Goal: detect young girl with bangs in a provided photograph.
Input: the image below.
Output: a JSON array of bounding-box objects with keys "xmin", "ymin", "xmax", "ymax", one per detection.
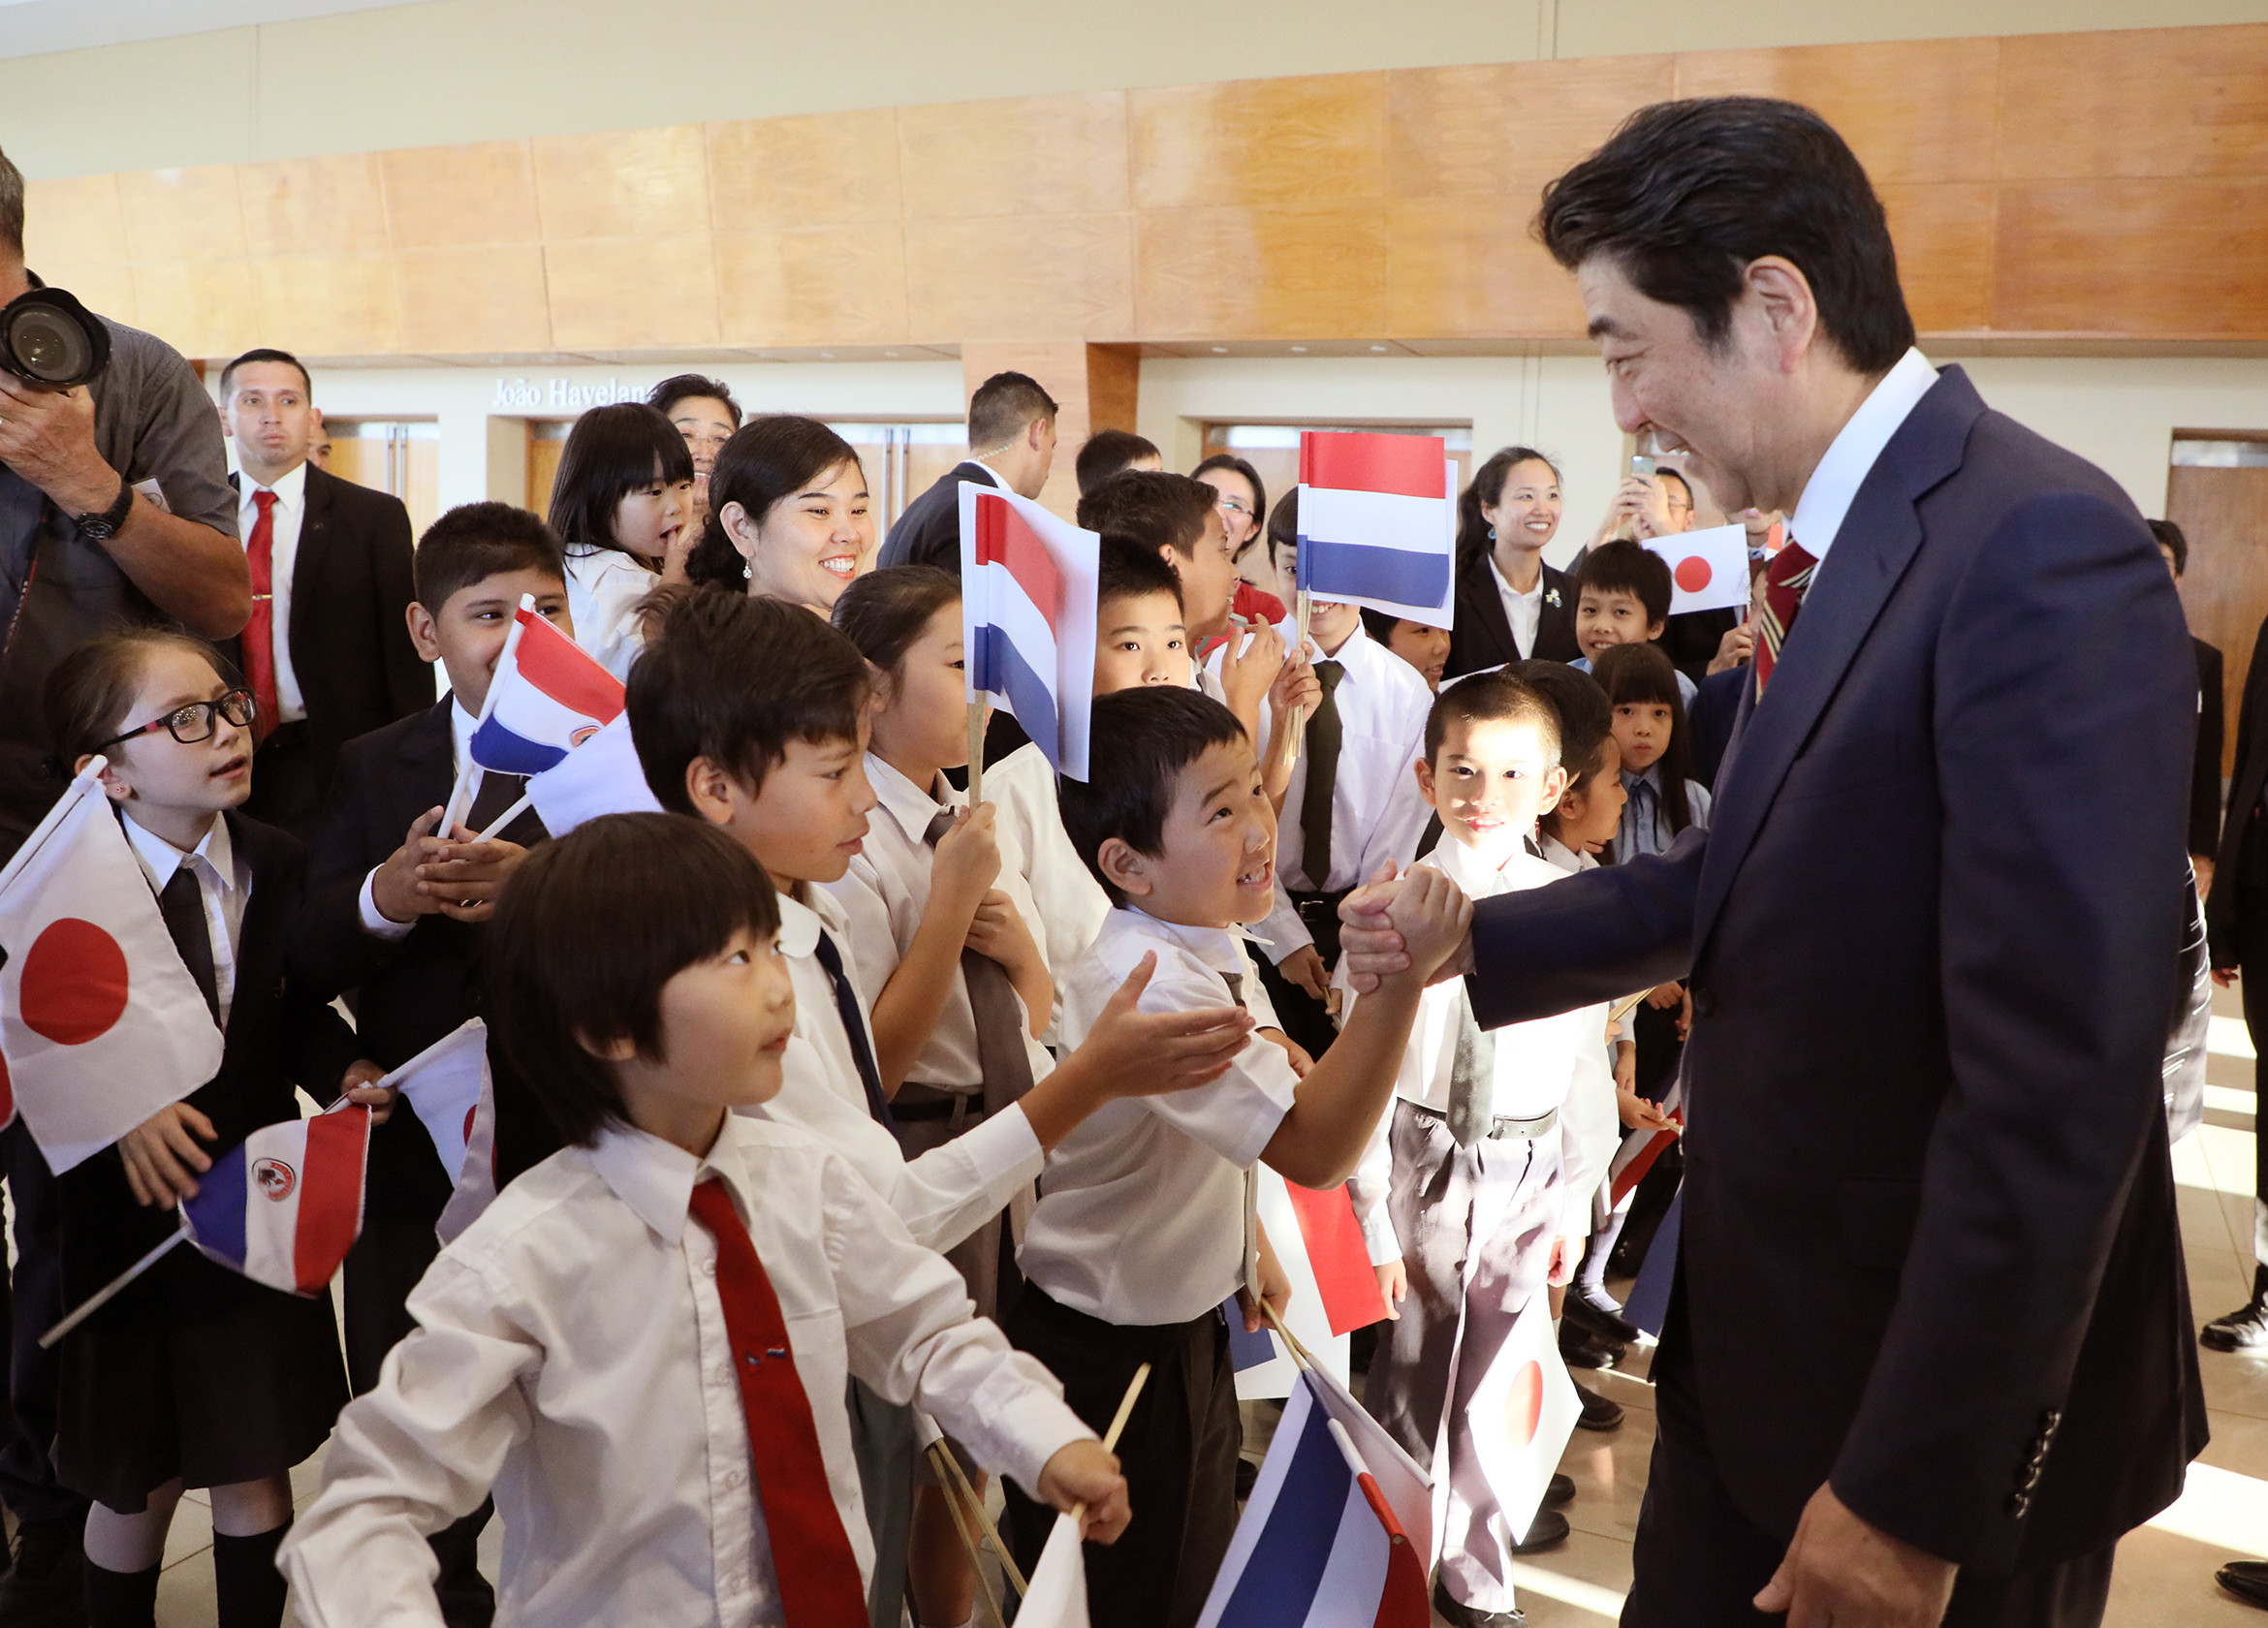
[{"xmin": 547, "ymin": 401, "xmax": 697, "ymax": 679}]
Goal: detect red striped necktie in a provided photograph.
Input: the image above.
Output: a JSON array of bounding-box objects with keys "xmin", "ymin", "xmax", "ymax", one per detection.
[
  {"xmin": 1752, "ymin": 538, "xmax": 1817, "ymax": 700},
  {"xmin": 686, "ymin": 1177, "xmax": 866, "ymax": 1626},
  {"xmin": 243, "ymin": 489, "xmax": 279, "ymax": 742}
]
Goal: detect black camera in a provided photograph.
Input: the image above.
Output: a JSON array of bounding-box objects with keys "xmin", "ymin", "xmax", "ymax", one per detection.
[{"xmin": 0, "ymin": 287, "xmax": 110, "ymax": 391}]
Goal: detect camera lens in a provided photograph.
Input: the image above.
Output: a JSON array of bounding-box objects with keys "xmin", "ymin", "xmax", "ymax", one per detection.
[{"xmin": 0, "ymin": 288, "xmax": 111, "ymax": 390}]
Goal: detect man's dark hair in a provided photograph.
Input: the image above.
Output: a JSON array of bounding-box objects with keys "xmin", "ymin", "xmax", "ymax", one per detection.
[
  {"xmin": 1576, "ymin": 538, "xmax": 1672, "ymax": 629},
  {"xmin": 1058, "ymin": 687, "xmax": 1247, "ymax": 908},
  {"xmin": 414, "ymin": 502, "xmax": 565, "ymax": 610},
  {"xmin": 684, "ymin": 414, "xmax": 862, "ymax": 588},
  {"xmin": 1098, "ymin": 534, "xmax": 1184, "ymax": 615},
  {"xmin": 648, "ymin": 373, "xmax": 743, "ymax": 428},
  {"xmin": 1594, "ymin": 640, "xmax": 1697, "ymax": 834},
  {"xmin": 219, "ymin": 347, "xmax": 312, "ymax": 399},
  {"xmin": 1078, "ymin": 471, "xmax": 1216, "ymax": 561},
  {"xmin": 630, "ymin": 590, "xmax": 870, "ymax": 810},
  {"xmin": 485, "ymin": 813, "xmax": 782, "ymax": 1147},
  {"xmin": 1192, "ymin": 454, "xmax": 1269, "ymax": 553},
  {"xmin": 1425, "ymin": 668, "xmax": 1561, "ymax": 767},
  {"xmin": 1509, "ymin": 659, "xmax": 1612, "ymax": 785},
  {"xmin": 1538, "ymin": 97, "xmax": 1916, "ymax": 375},
  {"xmin": 2149, "ymin": 518, "xmax": 2189, "ymax": 576},
  {"xmin": 966, "ymin": 371, "xmax": 1059, "ymax": 455},
  {"xmin": 1076, "ymin": 430, "xmax": 1161, "ymax": 496},
  {"xmin": 1654, "ymin": 466, "xmax": 1692, "ymax": 503},
  {"xmin": 0, "ymin": 145, "xmax": 22, "ymax": 258},
  {"xmin": 1457, "ymin": 447, "xmax": 1558, "ymax": 567},
  {"xmin": 548, "ymin": 402, "xmax": 694, "ymax": 560},
  {"xmin": 833, "ymin": 564, "xmax": 961, "ymax": 678}
]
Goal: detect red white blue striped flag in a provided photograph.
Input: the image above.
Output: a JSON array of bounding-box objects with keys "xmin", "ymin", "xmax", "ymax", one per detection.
[
  {"xmin": 180, "ymin": 1104, "xmax": 372, "ymax": 1296},
  {"xmin": 958, "ymin": 485, "xmax": 1100, "ymax": 779},
  {"xmin": 1295, "ymin": 431, "xmax": 1456, "ymax": 630},
  {"xmin": 469, "ymin": 604, "xmax": 626, "ymax": 777}
]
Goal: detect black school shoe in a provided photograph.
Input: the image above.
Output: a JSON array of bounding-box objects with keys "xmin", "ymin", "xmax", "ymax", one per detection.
[
  {"xmin": 0, "ymin": 1519, "xmax": 86, "ymax": 1628},
  {"xmin": 1433, "ymin": 1578, "xmax": 1527, "ymax": 1627},
  {"xmin": 1563, "ymin": 1294, "xmax": 1643, "ymax": 1349},
  {"xmin": 2202, "ymin": 1265, "xmax": 2268, "ymax": 1352},
  {"xmin": 2217, "ymin": 1560, "xmax": 2268, "ymax": 1611},
  {"xmin": 1559, "ymin": 1319, "xmax": 1625, "ymax": 1371},
  {"xmin": 1574, "ymin": 1380, "xmax": 1623, "ymax": 1431},
  {"xmin": 1543, "ymin": 1472, "xmax": 1575, "ymax": 1509}
]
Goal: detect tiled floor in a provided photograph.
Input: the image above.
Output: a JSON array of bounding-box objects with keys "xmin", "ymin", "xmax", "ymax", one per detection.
[{"xmin": 132, "ymin": 989, "xmax": 2265, "ymax": 1625}]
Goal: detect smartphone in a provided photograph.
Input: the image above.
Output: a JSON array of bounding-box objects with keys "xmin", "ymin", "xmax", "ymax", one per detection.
[{"xmin": 1630, "ymin": 454, "xmax": 1656, "ymax": 478}]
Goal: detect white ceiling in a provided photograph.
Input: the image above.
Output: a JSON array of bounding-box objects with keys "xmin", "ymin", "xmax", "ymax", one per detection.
[{"xmin": 0, "ymin": 0, "xmax": 425, "ymax": 60}]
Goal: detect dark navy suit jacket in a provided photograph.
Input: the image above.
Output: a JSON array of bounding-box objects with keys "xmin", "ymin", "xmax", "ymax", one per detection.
[
  {"xmin": 1464, "ymin": 367, "xmax": 2205, "ymax": 1570},
  {"xmin": 878, "ymin": 460, "xmax": 996, "ymax": 572}
]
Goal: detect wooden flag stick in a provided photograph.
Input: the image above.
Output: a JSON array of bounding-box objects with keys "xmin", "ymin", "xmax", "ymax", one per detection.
[
  {"xmin": 1278, "ymin": 589, "xmax": 1313, "ymax": 772},
  {"xmin": 1258, "ymin": 1295, "xmax": 1318, "ymax": 1373},
  {"xmin": 1069, "ymin": 1360, "xmax": 1152, "ymax": 1528},
  {"xmin": 926, "ymin": 1446, "xmax": 1008, "ymax": 1628},
  {"xmin": 40, "ymin": 1224, "xmax": 189, "ymax": 1350},
  {"xmin": 932, "ymin": 1439, "xmax": 1027, "ymax": 1598},
  {"xmin": 1607, "ymin": 989, "xmax": 1651, "ymax": 1025},
  {"xmin": 473, "ymin": 792, "xmax": 533, "ymax": 844},
  {"xmin": 965, "ymin": 701, "xmax": 987, "ymax": 807}
]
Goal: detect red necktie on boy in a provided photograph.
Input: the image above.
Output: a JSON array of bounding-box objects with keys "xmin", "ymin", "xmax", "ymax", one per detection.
[
  {"xmin": 243, "ymin": 488, "xmax": 280, "ymax": 741},
  {"xmin": 687, "ymin": 1176, "xmax": 868, "ymax": 1627},
  {"xmin": 1751, "ymin": 535, "xmax": 1817, "ymax": 699}
]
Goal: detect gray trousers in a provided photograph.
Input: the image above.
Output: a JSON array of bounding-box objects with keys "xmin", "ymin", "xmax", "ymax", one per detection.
[
  {"xmin": 849, "ymin": 1378, "xmax": 915, "ymax": 1628},
  {"xmin": 1364, "ymin": 1099, "xmax": 1563, "ymax": 1614}
]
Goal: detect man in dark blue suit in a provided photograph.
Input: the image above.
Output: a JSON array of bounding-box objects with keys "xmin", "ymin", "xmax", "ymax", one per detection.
[{"xmin": 1342, "ymin": 98, "xmax": 2203, "ymax": 1628}]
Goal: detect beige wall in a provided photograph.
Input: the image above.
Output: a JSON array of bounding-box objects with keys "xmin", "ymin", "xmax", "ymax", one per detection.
[{"xmin": 7, "ymin": 0, "xmax": 2267, "ymax": 181}]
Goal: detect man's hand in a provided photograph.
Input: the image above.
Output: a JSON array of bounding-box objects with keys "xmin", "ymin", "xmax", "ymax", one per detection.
[
  {"xmin": 1375, "ymin": 1258, "xmax": 1407, "ymax": 1319},
  {"xmin": 1754, "ymin": 1483, "xmax": 1957, "ymax": 1628},
  {"xmin": 1077, "ymin": 952, "xmax": 1253, "ymax": 1097},
  {"xmin": 0, "ymin": 374, "xmax": 118, "ymax": 516},
  {"xmin": 1277, "ymin": 944, "xmax": 1331, "ymax": 1002},
  {"xmin": 1035, "ymin": 1440, "xmax": 1130, "ymax": 1544},
  {"xmin": 338, "ymin": 1060, "xmax": 397, "ymax": 1126},
  {"xmin": 1380, "ymin": 865, "xmax": 1474, "ymax": 987},
  {"xmin": 118, "ymin": 1101, "xmax": 217, "ymax": 1206}
]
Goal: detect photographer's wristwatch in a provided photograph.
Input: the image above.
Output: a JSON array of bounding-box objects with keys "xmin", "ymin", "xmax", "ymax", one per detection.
[{"xmin": 74, "ymin": 475, "xmax": 134, "ymax": 542}]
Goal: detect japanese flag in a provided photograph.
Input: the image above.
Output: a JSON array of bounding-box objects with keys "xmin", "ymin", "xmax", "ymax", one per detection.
[
  {"xmin": 1644, "ymin": 522, "xmax": 1752, "ymax": 616},
  {"xmin": 0, "ymin": 766, "xmax": 224, "ymax": 1173},
  {"xmin": 1467, "ymin": 1291, "xmax": 1582, "ymax": 1543}
]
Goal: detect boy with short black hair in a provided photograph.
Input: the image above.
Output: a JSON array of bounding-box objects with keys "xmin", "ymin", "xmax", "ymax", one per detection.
[
  {"xmin": 1074, "ymin": 429, "xmax": 1163, "ymax": 496},
  {"xmin": 282, "ymin": 815, "xmax": 1133, "ymax": 1626},
  {"xmin": 289, "ymin": 500, "xmax": 571, "ymax": 1623},
  {"xmin": 1002, "ymin": 686, "xmax": 1470, "ymax": 1628},
  {"xmin": 1341, "ymin": 672, "xmax": 1620, "ymax": 1627},
  {"xmin": 1571, "ymin": 539, "xmax": 1696, "ymax": 704}
]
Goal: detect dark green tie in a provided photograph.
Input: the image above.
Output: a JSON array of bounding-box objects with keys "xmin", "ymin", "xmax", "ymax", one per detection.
[
  {"xmin": 1299, "ymin": 660, "xmax": 1346, "ymax": 889},
  {"xmin": 1445, "ymin": 987, "xmax": 1496, "ymax": 1149}
]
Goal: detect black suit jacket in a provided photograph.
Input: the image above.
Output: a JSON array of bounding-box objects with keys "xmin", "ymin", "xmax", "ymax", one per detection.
[
  {"xmin": 229, "ymin": 465, "xmax": 427, "ymax": 794},
  {"xmin": 879, "ymin": 460, "xmax": 996, "ymax": 572},
  {"xmin": 1685, "ymin": 664, "xmax": 1746, "ymax": 788},
  {"xmin": 1461, "ymin": 367, "xmax": 2204, "ymax": 1569},
  {"xmin": 1442, "ymin": 556, "xmax": 1579, "ymax": 678},
  {"xmin": 2207, "ymin": 613, "xmax": 2268, "ymax": 965},
  {"xmin": 2189, "ymin": 636, "xmax": 2224, "ymax": 861},
  {"xmin": 65, "ymin": 810, "xmax": 363, "ymax": 1279},
  {"xmin": 289, "ymin": 700, "xmax": 556, "ymax": 1222}
]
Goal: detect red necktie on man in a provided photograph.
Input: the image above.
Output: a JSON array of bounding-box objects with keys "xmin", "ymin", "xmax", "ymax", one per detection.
[
  {"xmin": 1751, "ymin": 535, "xmax": 1817, "ymax": 699},
  {"xmin": 686, "ymin": 1176, "xmax": 868, "ymax": 1626},
  {"xmin": 243, "ymin": 488, "xmax": 279, "ymax": 741}
]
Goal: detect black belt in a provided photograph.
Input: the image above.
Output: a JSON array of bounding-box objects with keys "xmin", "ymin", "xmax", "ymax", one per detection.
[
  {"xmin": 1405, "ymin": 1099, "xmax": 1559, "ymax": 1142},
  {"xmin": 1287, "ymin": 887, "xmax": 1353, "ymax": 954},
  {"xmin": 891, "ymin": 1082, "xmax": 986, "ymax": 1124}
]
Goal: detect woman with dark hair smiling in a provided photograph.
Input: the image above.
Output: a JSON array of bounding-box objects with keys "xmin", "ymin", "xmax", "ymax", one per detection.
[
  {"xmin": 684, "ymin": 415, "xmax": 871, "ymax": 615},
  {"xmin": 1444, "ymin": 446, "xmax": 1581, "ymax": 679},
  {"xmin": 548, "ymin": 401, "xmax": 696, "ymax": 678},
  {"xmin": 648, "ymin": 373, "xmax": 741, "ymax": 527}
]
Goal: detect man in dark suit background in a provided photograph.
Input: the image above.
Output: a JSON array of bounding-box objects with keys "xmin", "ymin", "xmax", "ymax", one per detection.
[
  {"xmin": 2150, "ymin": 519, "xmax": 2226, "ymax": 891},
  {"xmin": 220, "ymin": 348, "xmax": 428, "ymax": 838},
  {"xmin": 878, "ymin": 370, "xmax": 1058, "ymax": 570},
  {"xmin": 1342, "ymin": 97, "xmax": 2201, "ymax": 1628}
]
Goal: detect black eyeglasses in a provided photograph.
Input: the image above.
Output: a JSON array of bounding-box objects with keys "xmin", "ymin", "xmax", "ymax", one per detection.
[{"xmin": 96, "ymin": 690, "xmax": 258, "ymax": 751}]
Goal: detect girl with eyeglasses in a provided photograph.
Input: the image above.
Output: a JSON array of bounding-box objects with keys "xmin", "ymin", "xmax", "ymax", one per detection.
[{"xmin": 38, "ymin": 628, "xmax": 385, "ymax": 1628}]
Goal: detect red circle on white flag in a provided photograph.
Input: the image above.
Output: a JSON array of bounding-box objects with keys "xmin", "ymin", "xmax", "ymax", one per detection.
[
  {"xmin": 1674, "ymin": 556, "xmax": 1714, "ymax": 594},
  {"xmin": 20, "ymin": 919, "xmax": 129, "ymax": 1045},
  {"xmin": 1507, "ymin": 1358, "xmax": 1545, "ymax": 1447}
]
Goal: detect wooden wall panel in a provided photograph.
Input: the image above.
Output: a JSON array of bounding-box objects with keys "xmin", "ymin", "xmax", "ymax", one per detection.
[
  {"xmin": 21, "ymin": 173, "xmax": 130, "ymax": 266},
  {"xmin": 1386, "ymin": 197, "xmax": 1583, "ymax": 337},
  {"xmin": 239, "ymin": 154, "xmax": 391, "ymax": 257},
  {"xmin": 906, "ymin": 212, "xmax": 1133, "ymax": 341},
  {"xmin": 544, "ymin": 235, "xmax": 720, "ymax": 350},
  {"xmin": 715, "ymin": 226, "xmax": 909, "ymax": 347},
  {"xmin": 899, "ymin": 92, "xmax": 1129, "ymax": 219},
  {"xmin": 2168, "ymin": 461, "xmax": 2268, "ymax": 772},
  {"xmin": 533, "ymin": 124, "xmax": 710, "ymax": 241},
  {"xmin": 254, "ymin": 253, "xmax": 399, "ymax": 355},
  {"xmin": 115, "ymin": 166, "xmax": 247, "ymax": 263},
  {"xmin": 1998, "ymin": 26, "xmax": 2268, "ymax": 181},
  {"xmin": 1138, "ymin": 204, "xmax": 1389, "ymax": 339},
  {"xmin": 129, "ymin": 262, "xmax": 260, "ymax": 359},
  {"xmin": 1995, "ymin": 178, "xmax": 2268, "ymax": 336},
  {"xmin": 396, "ymin": 244, "xmax": 551, "ymax": 353},
  {"xmin": 1878, "ymin": 182, "xmax": 1996, "ymax": 333},
  {"xmin": 709, "ymin": 110, "xmax": 902, "ymax": 231},
  {"xmin": 380, "ymin": 141, "xmax": 543, "ymax": 248},
  {"xmin": 1385, "ymin": 57, "xmax": 1676, "ymax": 202},
  {"xmin": 1131, "ymin": 75, "xmax": 1384, "ymax": 210}
]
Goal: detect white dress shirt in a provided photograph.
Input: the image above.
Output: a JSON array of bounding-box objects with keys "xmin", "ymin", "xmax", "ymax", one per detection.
[
  {"xmin": 821, "ymin": 754, "xmax": 1053, "ymax": 1093},
  {"xmin": 281, "ymin": 1112, "xmax": 1090, "ymax": 1628},
  {"xmin": 1250, "ymin": 620, "xmax": 1434, "ymax": 961},
  {"xmin": 1489, "ymin": 555, "xmax": 1544, "ymax": 661},
  {"xmin": 757, "ymin": 887, "xmax": 1043, "ymax": 1252},
  {"xmin": 238, "ymin": 460, "xmax": 308, "ymax": 723},
  {"xmin": 1341, "ymin": 838, "xmax": 1617, "ymax": 1253},
  {"xmin": 123, "ymin": 811, "xmax": 246, "ymax": 1026},
  {"xmin": 1019, "ymin": 908, "xmax": 1300, "ymax": 1327},
  {"xmin": 1789, "ymin": 346, "xmax": 1939, "ymax": 576},
  {"xmin": 561, "ymin": 545, "xmax": 658, "ymax": 683},
  {"xmin": 357, "ymin": 700, "xmax": 481, "ymax": 941}
]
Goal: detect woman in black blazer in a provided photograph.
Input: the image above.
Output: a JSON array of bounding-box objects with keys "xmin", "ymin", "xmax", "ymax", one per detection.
[{"xmin": 1444, "ymin": 447, "xmax": 1583, "ymax": 679}]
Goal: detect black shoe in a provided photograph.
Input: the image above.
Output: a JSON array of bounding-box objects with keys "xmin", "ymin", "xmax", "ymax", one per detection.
[
  {"xmin": 1564, "ymin": 1294, "xmax": 1642, "ymax": 1348},
  {"xmin": 2218, "ymin": 1559, "xmax": 2268, "ymax": 1611},
  {"xmin": 0, "ymin": 1519, "xmax": 87, "ymax": 1628},
  {"xmin": 1559, "ymin": 1322, "xmax": 1624, "ymax": 1371},
  {"xmin": 1511, "ymin": 1508, "xmax": 1570, "ymax": 1554},
  {"xmin": 2202, "ymin": 1265, "xmax": 2268, "ymax": 1353},
  {"xmin": 1575, "ymin": 1381, "xmax": 1623, "ymax": 1431},
  {"xmin": 1234, "ymin": 1454, "xmax": 1258, "ymax": 1501},
  {"xmin": 1432, "ymin": 1578, "xmax": 1527, "ymax": 1627},
  {"xmin": 1543, "ymin": 1471, "xmax": 1576, "ymax": 1509}
]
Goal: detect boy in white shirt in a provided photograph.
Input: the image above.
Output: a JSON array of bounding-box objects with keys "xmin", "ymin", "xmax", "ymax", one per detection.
[
  {"xmin": 1002, "ymin": 686, "xmax": 1470, "ymax": 1628},
  {"xmin": 281, "ymin": 814, "xmax": 1130, "ymax": 1628},
  {"xmin": 1343, "ymin": 671, "xmax": 1621, "ymax": 1628}
]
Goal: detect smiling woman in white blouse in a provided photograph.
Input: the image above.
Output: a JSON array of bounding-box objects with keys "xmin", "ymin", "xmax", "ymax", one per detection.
[{"xmin": 1445, "ymin": 446, "xmax": 1584, "ymax": 678}]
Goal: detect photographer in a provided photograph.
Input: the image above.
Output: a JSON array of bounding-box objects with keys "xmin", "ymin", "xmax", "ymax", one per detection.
[
  {"xmin": 0, "ymin": 144, "xmax": 247, "ymax": 1628},
  {"xmin": 0, "ymin": 146, "xmax": 249, "ymax": 859}
]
